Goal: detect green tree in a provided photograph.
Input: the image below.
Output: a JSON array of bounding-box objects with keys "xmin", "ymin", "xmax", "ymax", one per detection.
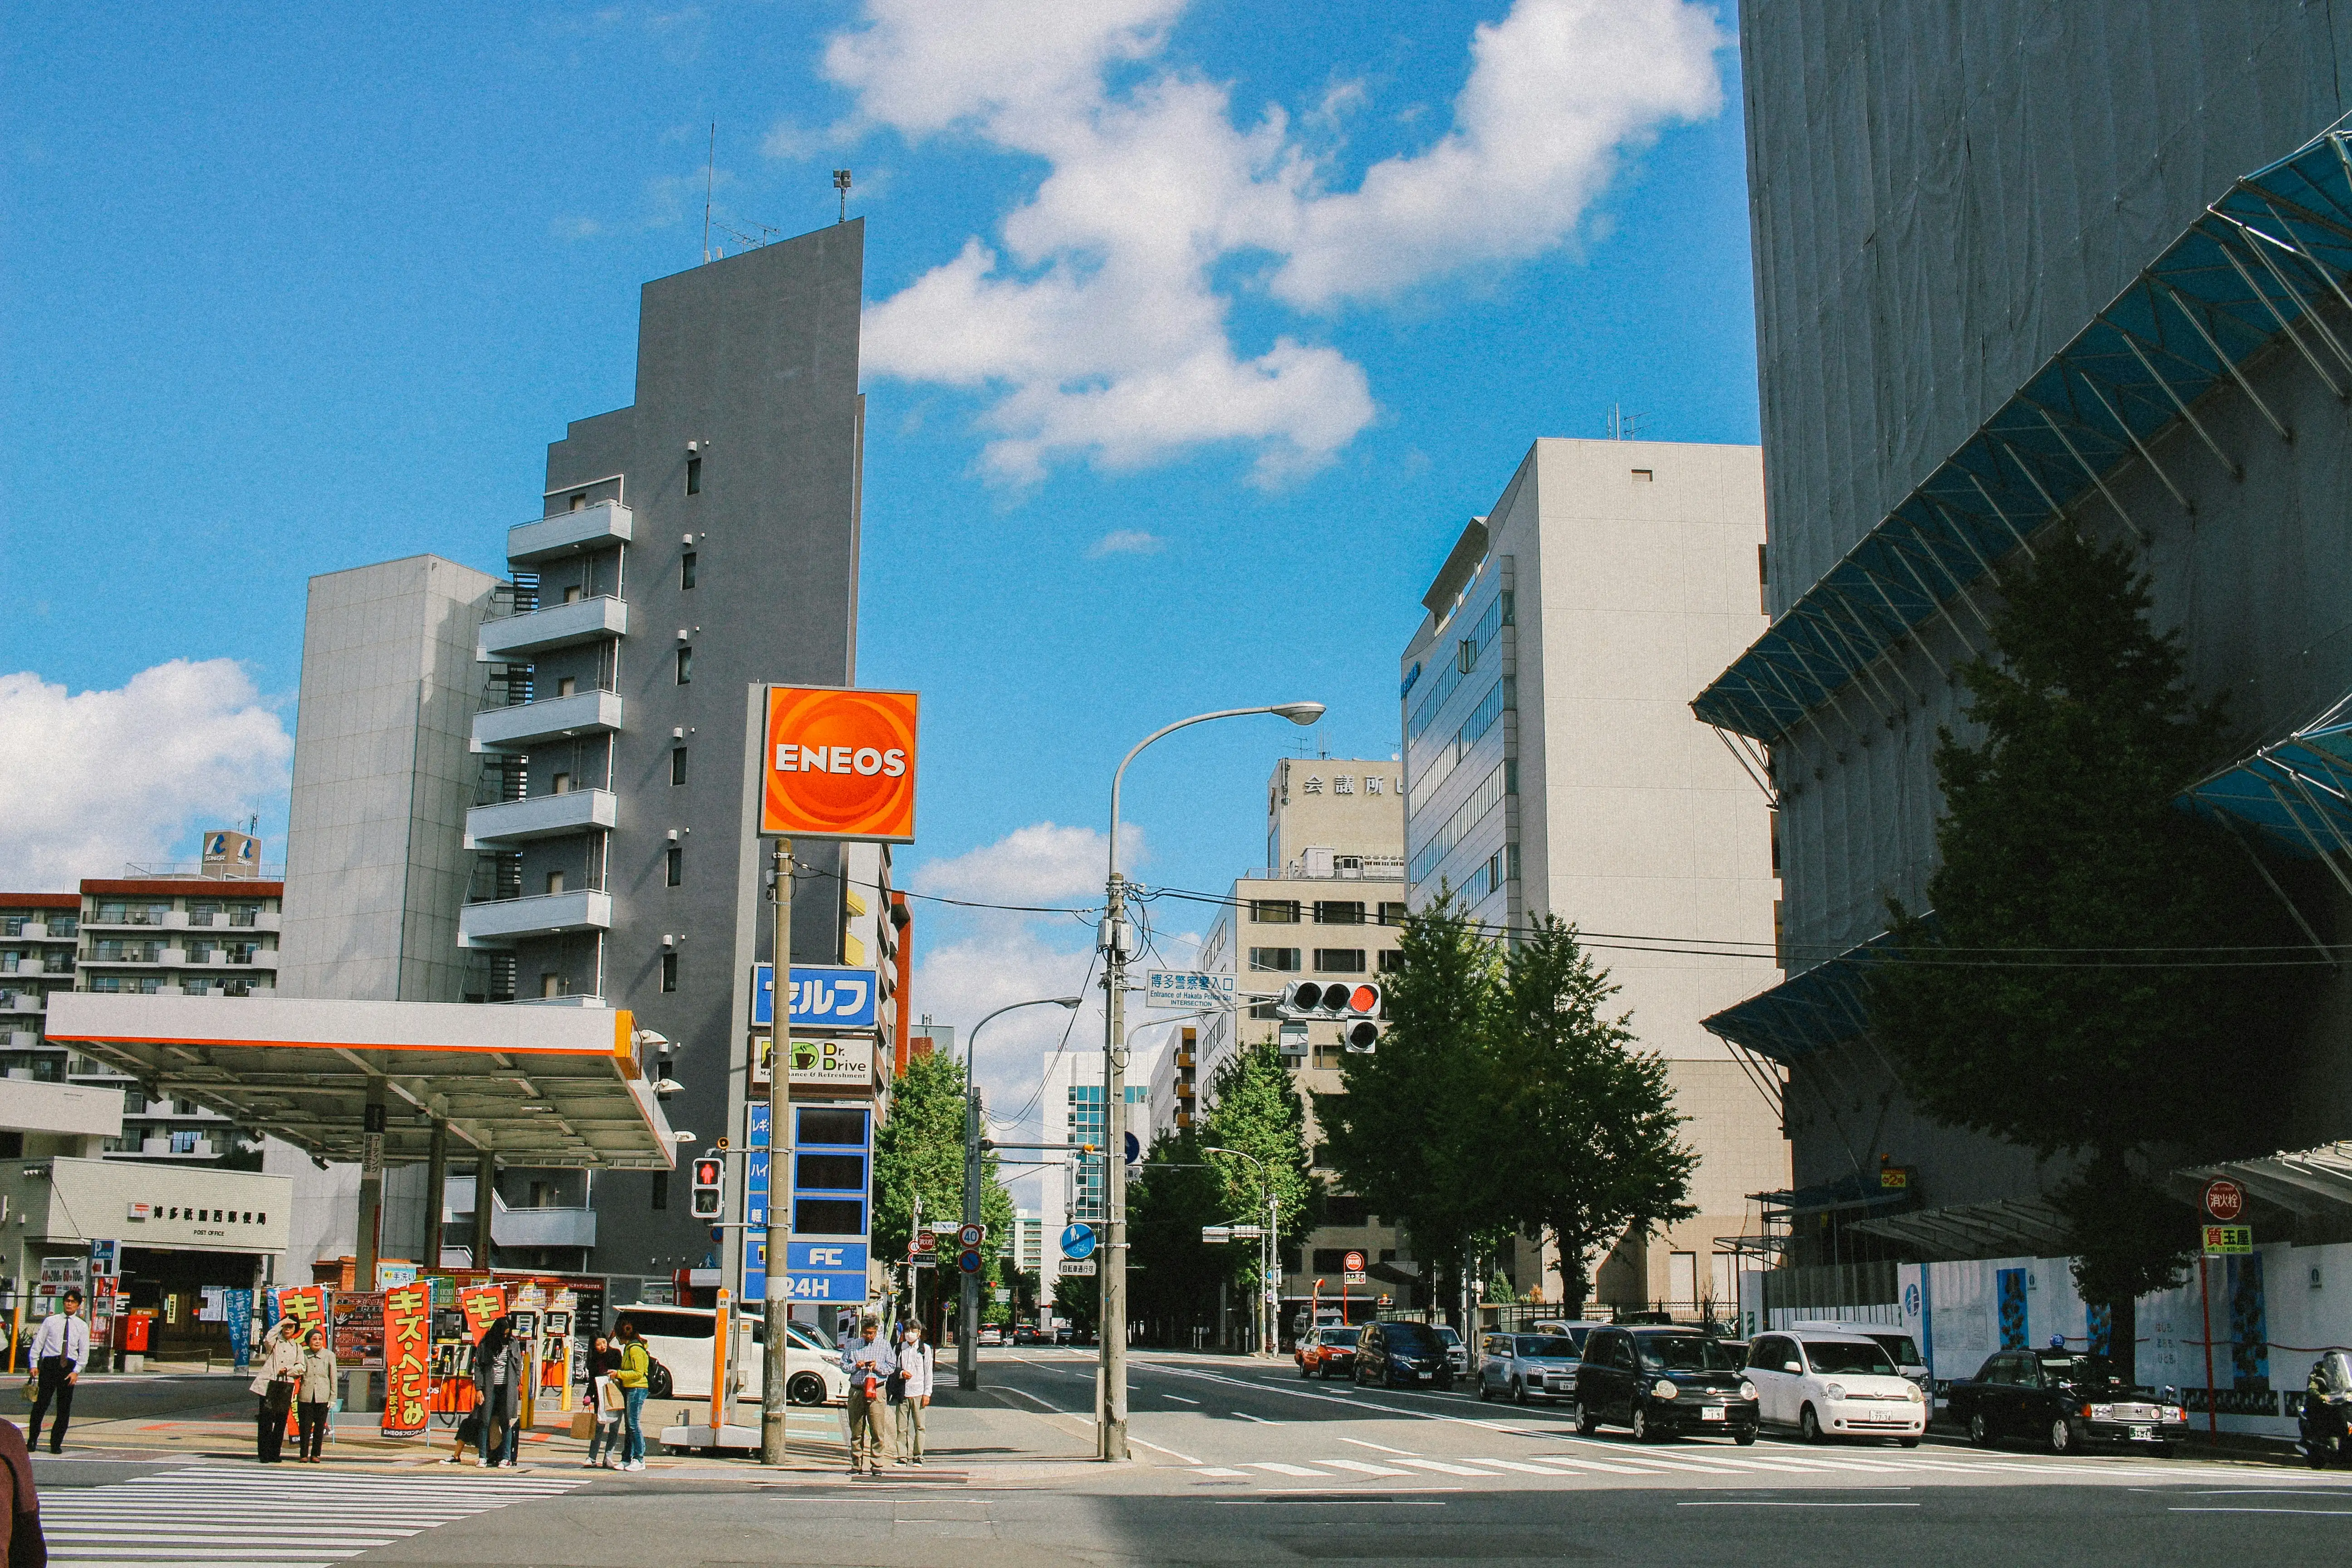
[
  {"xmin": 1129, "ymin": 1127, "xmax": 1241, "ymax": 1344},
  {"xmin": 873, "ymin": 1049, "xmax": 1014, "ymax": 1328},
  {"xmin": 1488, "ymin": 916, "xmax": 1696, "ymax": 1314},
  {"xmin": 1318, "ymin": 893, "xmax": 1507, "ymax": 1322},
  {"xmin": 1865, "ymin": 533, "xmax": 2308, "ymax": 1375},
  {"xmin": 1201, "ymin": 1041, "xmax": 1321, "ymax": 1283}
]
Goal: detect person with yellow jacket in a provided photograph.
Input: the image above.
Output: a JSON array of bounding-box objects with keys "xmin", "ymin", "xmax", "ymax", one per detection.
[{"xmin": 611, "ymin": 1319, "xmax": 651, "ymax": 1472}]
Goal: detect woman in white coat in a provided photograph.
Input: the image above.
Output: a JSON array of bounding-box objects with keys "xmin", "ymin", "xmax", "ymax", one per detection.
[
  {"xmin": 892, "ymin": 1321, "xmax": 935, "ymax": 1466},
  {"xmin": 249, "ymin": 1319, "xmax": 305, "ymax": 1463}
]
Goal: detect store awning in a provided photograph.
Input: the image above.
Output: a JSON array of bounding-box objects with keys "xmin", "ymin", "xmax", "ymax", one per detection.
[
  {"xmin": 2178, "ymin": 693, "xmax": 2352, "ymax": 861},
  {"xmin": 1754, "ymin": 1174, "xmax": 1914, "ymax": 1219},
  {"xmin": 1702, "ymin": 931, "xmax": 1896, "ymax": 1065},
  {"xmin": 1847, "ymin": 1197, "xmax": 2073, "ymax": 1261},
  {"xmin": 1696, "ymin": 116, "xmax": 2352, "ymax": 744},
  {"xmin": 2174, "ymin": 1141, "xmax": 2352, "ymax": 1219},
  {"xmin": 46, "ymin": 994, "xmax": 677, "ymax": 1171}
]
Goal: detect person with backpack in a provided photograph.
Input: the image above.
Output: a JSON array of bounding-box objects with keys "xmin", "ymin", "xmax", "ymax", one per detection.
[
  {"xmin": 891, "ymin": 1320, "xmax": 935, "ymax": 1466},
  {"xmin": 612, "ymin": 1318, "xmax": 652, "ymax": 1472},
  {"xmin": 472, "ymin": 1316, "xmax": 526, "ymax": 1469}
]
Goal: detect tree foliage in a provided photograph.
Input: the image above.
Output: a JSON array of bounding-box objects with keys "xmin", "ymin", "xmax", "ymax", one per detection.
[
  {"xmin": 1866, "ymin": 533, "xmax": 2308, "ymax": 1322},
  {"xmin": 1489, "ymin": 916, "xmax": 1697, "ymax": 1313},
  {"xmin": 873, "ymin": 1049, "xmax": 1015, "ymax": 1313},
  {"xmin": 1318, "ymin": 893, "xmax": 1505, "ymax": 1315},
  {"xmin": 1129, "ymin": 1127, "xmax": 1242, "ymax": 1340},
  {"xmin": 1200, "ymin": 1039, "xmax": 1322, "ymax": 1277}
]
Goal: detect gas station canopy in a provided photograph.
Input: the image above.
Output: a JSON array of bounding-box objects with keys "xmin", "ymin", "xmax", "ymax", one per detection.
[{"xmin": 46, "ymin": 994, "xmax": 677, "ymax": 1170}]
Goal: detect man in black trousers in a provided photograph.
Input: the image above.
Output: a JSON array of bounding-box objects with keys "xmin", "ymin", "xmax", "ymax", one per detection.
[{"xmin": 25, "ymin": 1289, "xmax": 90, "ymax": 1455}]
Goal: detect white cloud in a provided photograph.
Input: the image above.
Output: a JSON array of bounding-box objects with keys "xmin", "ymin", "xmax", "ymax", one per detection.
[
  {"xmin": 913, "ymin": 820, "xmax": 1144, "ymax": 906},
  {"xmin": 0, "ymin": 660, "xmax": 292, "ymax": 888},
  {"xmin": 1088, "ymin": 529, "xmax": 1164, "ymax": 558},
  {"xmin": 833, "ymin": 0, "xmax": 1725, "ymax": 482}
]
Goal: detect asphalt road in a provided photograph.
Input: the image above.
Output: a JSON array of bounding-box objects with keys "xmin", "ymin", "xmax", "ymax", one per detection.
[{"xmin": 16, "ymin": 1351, "xmax": 2352, "ymax": 1566}]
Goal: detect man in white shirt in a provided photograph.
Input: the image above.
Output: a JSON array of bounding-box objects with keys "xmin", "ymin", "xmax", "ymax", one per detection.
[
  {"xmin": 892, "ymin": 1321, "xmax": 935, "ymax": 1466},
  {"xmin": 838, "ymin": 1315, "xmax": 897, "ymax": 1475},
  {"xmin": 27, "ymin": 1286, "xmax": 91, "ymax": 1453}
]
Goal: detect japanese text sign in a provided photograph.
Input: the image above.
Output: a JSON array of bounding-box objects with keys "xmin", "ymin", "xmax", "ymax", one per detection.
[
  {"xmin": 459, "ymin": 1285, "xmax": 506, "ymax": 1342},
  {"xmin": 380, "ymin": 1282, "xmax": 431, "ymax": 1436},
  {"xmin": 1146, "ymin": 970, "xmax": 1236, "ymax": 1010},
  {"xmin": 2202, "ymin": 1224, "xmax": 2254, "ymax": 1255},
  {"xmin": 760, "ymin": 686, "xmax": 919, "ymax": 842},
  {"xmin": 751, "ymin": 964, "xmax": 877, "ymax": 1029}
]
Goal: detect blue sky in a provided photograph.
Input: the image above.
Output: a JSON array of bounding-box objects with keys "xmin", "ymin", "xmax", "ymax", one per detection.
[{"xmin": 3, "ymin": 0, "xmax": 1758, "ymax": 1127}]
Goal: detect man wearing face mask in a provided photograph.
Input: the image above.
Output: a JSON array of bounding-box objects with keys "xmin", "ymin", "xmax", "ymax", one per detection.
[
  {"xmin": 890, "ymin": 1320, "xmax": 935, "ymax": 1466},
  {"xmin": 838, "ymin": 1315, "xmax": 896, "ymax": 1476}
]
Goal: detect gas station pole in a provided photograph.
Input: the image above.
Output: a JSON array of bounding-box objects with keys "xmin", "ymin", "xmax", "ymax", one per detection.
[{"xmin": 761, "ymin": 838, "xmax": 794, "ymax": 1465}]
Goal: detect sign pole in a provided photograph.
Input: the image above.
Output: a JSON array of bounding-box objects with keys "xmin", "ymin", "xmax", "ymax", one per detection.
[
  {"xmin": 2197, "ymin": 1251, "xmax": 2218, "ymax": 1436},
  {"xmin": 761, "ymin": 837, "xmax": 794, "ymax": 1466}
]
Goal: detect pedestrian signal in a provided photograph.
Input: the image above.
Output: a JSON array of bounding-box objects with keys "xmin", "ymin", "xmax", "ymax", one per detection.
[{"xmin": 689, "ymin": 1155, "xmax": 725, "ymax": 1220}]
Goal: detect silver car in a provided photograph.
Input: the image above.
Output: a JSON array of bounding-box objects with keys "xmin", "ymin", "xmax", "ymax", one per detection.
[
  {"xmin": 1436, "ymin": 1324, "xmax": 1471, "ymax": 1380},
  {"xmin": 1477, "ymin": 1332, "xmax": 1584, "ymax": 1404}
]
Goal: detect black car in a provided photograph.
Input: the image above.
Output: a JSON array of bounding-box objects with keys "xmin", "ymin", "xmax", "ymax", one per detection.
[
  {"xmin": 1354, "ymin": 1320, "xmax": 1456, "ymax": 1390},
  {"xmin": 1944, "ymin": 1348, "xmax": 2187, "ymax": 1455},
  {"xmin": 1012, "ymin": 1325, "xmax": 1044, "ymax": 1346},
  {"xmin": 1573, "ymin": 1326, "xmax": 1759, "ymax": 1443}
]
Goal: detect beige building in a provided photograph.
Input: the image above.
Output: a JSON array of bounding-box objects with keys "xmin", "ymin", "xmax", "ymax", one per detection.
[
  {"xmin": 1190, "ymin": 758, "xmax": 1410, "ymax": 1318},
  {"xmin": 1399, "ymin": 438, "xmax": 1789, "ymax": 1318}
]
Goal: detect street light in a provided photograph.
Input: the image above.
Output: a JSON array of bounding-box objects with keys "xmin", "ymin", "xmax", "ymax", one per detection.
[
  {"xmin": 1098, "ymin": 700, "xmax": 1323, "ymax": 1461},
  {"xmin": 1199, "ymin": 1145, "xmax": 1280, "ymax": 1357},
  {"xmin": 961, "ymin": 995, "xmax": 1082, "ymax": 1391}
]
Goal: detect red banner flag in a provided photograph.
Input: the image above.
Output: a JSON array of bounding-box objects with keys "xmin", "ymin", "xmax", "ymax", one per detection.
[
  {"xmin": 381, "ymin": 1282, "xmax": 432, "ymax": 1437},
  {"xmin": 459, "ymin": 1284, "xmax": 506, "ymax": 1341}
]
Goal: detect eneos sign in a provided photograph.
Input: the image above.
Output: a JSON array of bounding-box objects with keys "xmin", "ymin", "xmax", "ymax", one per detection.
[{"xmin": 761, "ymin": 686, "xmax": 918, "ymax": 842}]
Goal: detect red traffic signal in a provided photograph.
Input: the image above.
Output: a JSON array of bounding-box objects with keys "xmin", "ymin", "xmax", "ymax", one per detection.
[
  {"xmin": 690, "ymin": 1156, "xmax": 725, "ymax": 1220},
  {"xmin": 1276, "ymin": 980, "xmax": 1382, "ymax": 1019}
]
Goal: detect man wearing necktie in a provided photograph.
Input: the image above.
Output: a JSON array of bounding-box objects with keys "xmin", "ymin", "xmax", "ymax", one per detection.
[{"xmin": 27, "ymin": 1287, "xmax": 91, "ymax": 1454}]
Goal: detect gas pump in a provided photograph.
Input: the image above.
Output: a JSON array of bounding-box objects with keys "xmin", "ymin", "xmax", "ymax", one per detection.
[
  {"xmin": 509, "ymin": 1309, "xmax": 540, "ymax": 1431},
  {"xmin": 540, "ymin": 1306, "xmax": 575, "ymax": 1412},
  {"xmin": 429, "ymin": 1307, "xmax": 474, "ymax": 1421}
]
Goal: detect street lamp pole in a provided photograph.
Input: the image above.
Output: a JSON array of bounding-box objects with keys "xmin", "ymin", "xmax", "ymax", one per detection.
[
  {"xmin": 1200, "ymin": 1145, "xmax": 1278, "ymax": 1357},
  {"xmin": 960, "ymin": 995, "xmax": 1080, "ymax": 1391},
  {"xmin": 1099, "ymin": 701, "xmax": 1323, "ymax": 1460}
]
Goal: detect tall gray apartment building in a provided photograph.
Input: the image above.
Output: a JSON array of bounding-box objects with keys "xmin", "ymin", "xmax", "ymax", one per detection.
[
  {"xmin": 279, "ymin": 222, "xmax": 877, "ymax": 1278},
  {"xmin": 1702, "ymin": 8, "xmax": 2352, "ymax": 1264}
]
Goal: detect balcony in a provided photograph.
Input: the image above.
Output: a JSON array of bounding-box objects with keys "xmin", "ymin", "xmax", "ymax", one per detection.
[
  {"xmin": 0, "ymin": 992, "xmax": 47, "ymax": 1015},
  {"xmin": 465, "ymin": 789, "xmax": 619, "ymax": 849},
  {"xmin": 476, "ymin": 595, "xmax": 627, "ymax": 661},
  {"xmin": 458, "ymin": 890, "xmax": 612, "ymax": 948},
  {"xmin": 3, "ymin": 1031, "xmax": 39, "ymax": 1051},
  {"xmin": 471, "ymin": 690, "xmax": 623, "ymax": 754},
  {"xmin": 506, "ymin": 501, "xmax": 633, "ymax": 566}
]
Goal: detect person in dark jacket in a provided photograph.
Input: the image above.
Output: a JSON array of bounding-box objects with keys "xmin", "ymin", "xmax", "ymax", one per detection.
[
  {"xmin": 471, "ymin": 1317, "xmax": 527, "ymax": 1468},
  {"xmin": 0, "ymin": 1414, "xmax": 44, "ymax": 1568}
]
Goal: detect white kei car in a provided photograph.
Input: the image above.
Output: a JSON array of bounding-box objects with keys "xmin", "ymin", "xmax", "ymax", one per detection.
[{"xmin": 1743, "ymin": 1330, "xmax": 1927, "ymax": 1445}]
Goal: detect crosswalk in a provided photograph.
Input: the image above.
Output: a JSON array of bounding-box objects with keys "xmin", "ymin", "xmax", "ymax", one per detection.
[
  {"xmin": 38, "ymin": 1464, "xmax": 592, "ymax": 1567},
  {"xmin": 1189, "ymin": 1437, "xmax": 2302, "ymax": 1489}
]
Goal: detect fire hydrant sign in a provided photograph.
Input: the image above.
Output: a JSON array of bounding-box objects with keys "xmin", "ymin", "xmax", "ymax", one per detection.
[
  {"xmin": 760, "ymin": 686, "xmax": 919, "ymax": 842},
  {"xmin": 380, "ymin": 1281, "xmax": 431, "ymax": 1436},
  {"xmin": 2202, "ymin": 1178, "xmax": 2245, "ymax": 1221}
]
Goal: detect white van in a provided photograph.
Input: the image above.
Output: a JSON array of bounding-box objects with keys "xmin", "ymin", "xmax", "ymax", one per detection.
[
  {"xmin": 1784, "ymin": 1319, "xmax": 1932, "ymax": 1398},
  {"xmin": 614, "ymin": 1305, "xmax": 849, "ymax": 1406}
]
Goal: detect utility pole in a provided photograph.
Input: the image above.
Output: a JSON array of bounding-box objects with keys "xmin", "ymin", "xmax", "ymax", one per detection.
[
  {"xmin": 760, "ymin": 838, "xmax": 794, "ymax": 1465},
  {"xmin": 1100, "ymin": 869, "xmax": 1131, "ymax": 1458},
  {"xmin": 960, "ymin": 1075, "xmax": 982, "ymax": 1388}
]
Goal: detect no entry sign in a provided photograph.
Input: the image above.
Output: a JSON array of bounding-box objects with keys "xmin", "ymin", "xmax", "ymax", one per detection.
[{"xmin": 2203, "ymin": 1178, "xmax": 2245, "ymax": 1222}]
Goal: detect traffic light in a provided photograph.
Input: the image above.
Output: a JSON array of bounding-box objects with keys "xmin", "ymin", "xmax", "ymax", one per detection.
[
  {"xmin": 1277, "ymin": 980, "xmax": 1382, "ymax": 1050},
  {"xmin": 689, "ymin": 1155, "xmax": 725, "ymax": 1220}
]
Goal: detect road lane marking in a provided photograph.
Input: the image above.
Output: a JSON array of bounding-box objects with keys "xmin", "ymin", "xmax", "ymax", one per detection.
[
  {"xmin": 2170, "ymin": 1506, "xmax": 2352, "ymax": 1515},
  {"xmin": 1679, "ymin": 1500, "xmax": 1919, "ymax": 1508},
  {"xmin": 1470, "ymin": 1457, "xmax": 1587, "ymax": 1475},
  {"xmin": 1234, "ymin": 1413, "xmax": 1280, "ymax": 1424},
  {"xmin": 1340, "ymin": 1438, "xmax": 1418, "ymax": 1455},
  {"xmin": 1160, "ymin": 1395, "xmax": 1200, "ymax": 1404},
  {"xmin": 1394, "ymin": 1458, "xmax": 1503, "ymax": 1477},
  {"xmin": 1248, "ymin": 1464, "xmax": 1332, "ymax": 1478},
  {"xmin": 1318, "ymin": 1459, "xmax": 1410, "ymax": 1476},
  {"xmin": 1128, "ymin": 1436, "xmax": 1202, "ymax": 1465},
  {"xmin": 1196, "ymin": 1468, "xmax": 1249, "ymax": 1478}
]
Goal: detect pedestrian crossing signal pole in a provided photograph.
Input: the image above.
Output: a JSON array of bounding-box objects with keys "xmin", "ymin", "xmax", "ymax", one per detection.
[{"xmin": 761, "ymin": 837, "xmax": 794, "ymax": 1466}]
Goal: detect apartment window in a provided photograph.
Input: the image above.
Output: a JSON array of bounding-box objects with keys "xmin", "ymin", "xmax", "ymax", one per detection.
[
  {"xmin": 1247, "ymin": 947, "xmax": 1300, "ymax": 973},
  {"xmin": 1313, "ymin": 949, "xmax": 1367, "ymax": 973},
  {"xmin": 1377, "ymin": 948, "xmax": 1405, "ymax": 974},
  {"xmin": 1250, "ymin": 899, "xmax": 1298, "ymax": 924},
  {"xmin": 661, "ymin": 952, "xmax": 678, "ymax": 992},
  {"xmin": 1632, "ymin": 467, "xmax": 1653, "ymax": 481},
  {"xmin": 671, "ymin": 748, "xmax": 688, "ymax": 785},
  {"xmin": 540, "ymin": 972, "xmax": 562, "ymax": 999},
  {"xmin": 681, "ymin": 552, "xmax": 697, "ymax": 590},
  {"xmin": 651, "ymin": 1171, "xmax": 669, "ymax": 1210},
  {"xmin": 550, "ymin": 772, "xmax": 573, "ymax": 795},
  {"xmin": 686, "ymin": 455, "xmax": 702, "ymax": 495},
  {"xmin": 676, "ymin": 647, "xmax": 693, "ymax": 684},
  {"xmin": 545, "ymin": 870, "xmax": 566, "ymax": 896},
  {"xmin": 666, "ymin": 845, "xmax": 683, "ymax": 887},
  {"xmin": 1457, "ymin": 637, "xmax": 1476, "ymax": 674},
  {"xmin": 563, "ymin": 585, "xmax": 583, "ymax": 604},
  {"xmin": 1250, "ymin": 1002, "xmax": 1279, "ymax": 1019},
  {"xmin": 1313, "ymin": 900, "xmax": 1365, "ymax": 925},
  {"xmin": 555, "ymin": 677, "xmax": 577, "ymax": 698},
  {"xmin": 1377, "ymin": 901, "xmax": 1407, "ymax": 926}
]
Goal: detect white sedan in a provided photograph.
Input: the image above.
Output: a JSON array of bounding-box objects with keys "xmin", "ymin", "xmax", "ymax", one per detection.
[{"xmin": 1743, "ymin": 1330, "xmax": 1926, "ymax": 1445}]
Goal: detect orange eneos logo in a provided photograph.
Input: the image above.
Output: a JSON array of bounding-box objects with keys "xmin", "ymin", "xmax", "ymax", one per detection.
[{"xmin": 760, "ymin": 686, "xmax": 919, "ymax": 842}]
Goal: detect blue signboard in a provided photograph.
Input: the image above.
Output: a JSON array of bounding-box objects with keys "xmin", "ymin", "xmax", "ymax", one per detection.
[
  {"xmin": 745, "ymin": 1240, "xmax": 871, "ymax": 1303},
  {"xmin": 1060, "ymin": 1223, "xmax": 1098, "ymax": 1260},
  {"xmin": 740, "ymin": 1104, "xmax": 872, "ymax": 1301},
  {"xmin": 751, "ymin": 964, "xmax": 878, "ymax": 1029}
]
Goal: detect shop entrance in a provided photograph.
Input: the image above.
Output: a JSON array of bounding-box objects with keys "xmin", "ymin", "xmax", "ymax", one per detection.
[{"xmin": 119, "ymin": 1248, "xmax": 262, "ymax": 1361}]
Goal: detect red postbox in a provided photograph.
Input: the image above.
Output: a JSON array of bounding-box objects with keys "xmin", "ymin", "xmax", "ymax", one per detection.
[{"xmin": 122, "ymin": 1311, "xmax": 154, "ymax": 1353}]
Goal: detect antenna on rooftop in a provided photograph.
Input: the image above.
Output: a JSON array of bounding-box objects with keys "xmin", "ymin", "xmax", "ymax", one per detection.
[
  {"xmin": 1607, "ymin": 402, "xmax": 1647, "ymax": 441},
  {"xmin": 834, "ymin": 168, "xmax": 853, "ymax": 224},
  {"xmin": 703, "ymin": 123, "xmax": 716, "ymax": 264}
]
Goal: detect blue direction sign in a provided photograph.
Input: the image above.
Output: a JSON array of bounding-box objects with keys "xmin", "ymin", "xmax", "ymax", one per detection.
[
  {"xmin": 752, "ymin": 963, "xmax": 878, "ymax": 1029},
  {"xmin": 1060, "ymin": 1223, "xmax": 1098, "ymax": 1260}
]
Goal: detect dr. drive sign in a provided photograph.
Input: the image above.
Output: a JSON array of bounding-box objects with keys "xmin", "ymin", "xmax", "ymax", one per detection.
[{"xmin": 760, "ymin": 686, "xmax": 919, "ymax": 843}]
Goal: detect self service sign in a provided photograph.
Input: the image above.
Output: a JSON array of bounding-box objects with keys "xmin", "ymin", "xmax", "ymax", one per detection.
[
  {"xmin": 760, "ymin": 685, "xmax": 919, "ymax": 843},
  {"xmin": 752, "ymin": 964, "xmax": 879, "ymax": 1029}
]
